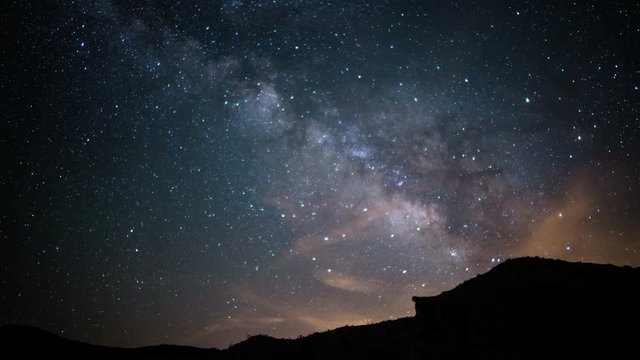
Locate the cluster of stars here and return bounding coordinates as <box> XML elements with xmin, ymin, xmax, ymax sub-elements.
<box><xmin>1</xmin><ymin>0</ymin><xmax>639</xmax><ymax>350</ymax></box>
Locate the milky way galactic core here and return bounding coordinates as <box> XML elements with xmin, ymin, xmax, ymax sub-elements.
<box><xmin>2</xmin><ymin>0</ymin><xmax>639</xmax><ymax>348</ymax></box>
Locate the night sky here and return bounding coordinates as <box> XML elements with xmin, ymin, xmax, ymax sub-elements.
<box><xmin>2</xmin><ymin>0</ymin><xmax>639</xmax><ymax>349</ymax></box>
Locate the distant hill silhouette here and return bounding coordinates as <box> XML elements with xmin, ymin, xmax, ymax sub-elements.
<box><xmin>0</xmin><ymin>324</ymin><xmax>221</xmax><ymax>359</ymax></box>
<box><xmin>3</xmin><ymin>257</ymin><xmax>639</xmax><ymax>359</ymax></box>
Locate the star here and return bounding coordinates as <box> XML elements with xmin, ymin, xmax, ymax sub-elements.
<box><xmin>2</xmin><ymin>0</ymin><xmax>638</xmax><ymax>349</ymax></box>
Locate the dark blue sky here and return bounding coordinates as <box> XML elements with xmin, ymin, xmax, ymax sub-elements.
<box><xmin>2</xmin><ymin>0</ymin><xmax>639</xmax><ymax>348</ymax></box>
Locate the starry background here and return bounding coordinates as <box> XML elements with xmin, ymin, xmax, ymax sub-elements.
<box><xmin>1</xmin><ymin>0</ymin><xmax>639</xmax><ymax>349</ymax></box>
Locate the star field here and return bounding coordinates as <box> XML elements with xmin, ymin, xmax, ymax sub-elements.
<box><xmin>1</xmin><ymin>0</ymin><xmax>639</xmax><ymax>348</ymax></box>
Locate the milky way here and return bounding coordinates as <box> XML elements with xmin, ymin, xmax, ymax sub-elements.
<box><xmin>2</xmin><ymin>0</ymin><xmax>639</xmax><ymax>348</ymax></box>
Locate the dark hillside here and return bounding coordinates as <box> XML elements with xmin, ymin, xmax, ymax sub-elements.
<box><xmin>3</xmin><ymin>257</ymin><xmax>639</xmax><ymax>359</ymax></box>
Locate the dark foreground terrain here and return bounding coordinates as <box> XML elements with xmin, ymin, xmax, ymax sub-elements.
<box><xmin>3</xmin><ymin>257</ymin><xmax>639</xmax><ymax>359</ymax></box>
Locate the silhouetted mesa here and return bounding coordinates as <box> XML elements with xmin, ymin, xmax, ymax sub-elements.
<box><xmin>2</xmin><ymin>257</ymin><xmax>639</xmax><ymax>359</ymax></box>
<box><xmin>412</xmin><ymin>257</ymin><xmax>640</xmax><ymax>357</ymax></box>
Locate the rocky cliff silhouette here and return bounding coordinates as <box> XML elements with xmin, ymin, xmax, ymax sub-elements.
<box><xmin>2</xmin><ymin>257</ymin><xmax>639</xmax><ymax>359</ymax></box>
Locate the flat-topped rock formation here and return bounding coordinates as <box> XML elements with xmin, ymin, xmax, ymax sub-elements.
<box><xmin>3</xmin><ymin>257</ymin><xmax>639</xmax><ymax>359</ymax></box>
